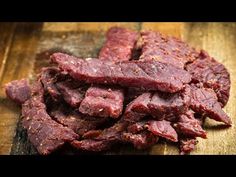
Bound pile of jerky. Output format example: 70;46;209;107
5;27;231;155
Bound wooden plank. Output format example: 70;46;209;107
0;23;43;155
141;22;184;38
0;23;16;82
43;22;140;32
183;23;236;154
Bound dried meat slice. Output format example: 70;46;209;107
21;82;78;155
140;31;198;68
71;139;111;152
82;130;103;139
124;87;190;122
56;79;87;108
50;106;108;136
189;85;231;125
147;120;178;142
99;27;138;61
126;92;152;114
123;93;150;122
5;79;31;105
71;121;128;152
174;110;207;138
79;86;124;118
121;131;159;150
148;87;191;119
95;121;128;141
123;107;147;123
39;67;62;100
51;53;191;93
127;121;148;134
179;138;198;155
186;50;230;107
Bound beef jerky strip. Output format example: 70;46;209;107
82;130;103;139
94;121;128;141
186;50;230;107
40;67;87;107
121;131;159;150
79;86;124;118
174;110;207;138
123;87;190;122
127;121;148;134
127;119;178;142
99;27;139;61
56;79;87;108
179;138;198;155
123;104;147;123
189;84;231;125
50;106;108;136
126;120;151;148
147;120;178;142
79;27;138;118
51;53;191;93
147;87;190;119
71;139;111;152
140;31;198;69
123;93;151;122
71;121;128;152
21;82;78;155
39;67;62;100
5;79;31;105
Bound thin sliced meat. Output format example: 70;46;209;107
123;93;151;123
79;86;124;118
71;121;128;152
124;87;190;121
56;79;87;108
140;31;198;68
175;110;207;138
147;120;178;142
5;79;31;105
121;131;159;150
39;67;62;100
123;108;147;123
186;50;230;107
21;82;78;155
99;27;138;61
95;121;128;141
179;138;198;155
82;130;103;139
126;92;152;114
71;139;111;152
189;85;231;125
51;53;191;93
127;121;147;134
147;87;190;119
50;106;108;136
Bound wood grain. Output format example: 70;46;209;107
0;23;43;154
0;22;235;155
0;23;16;83
43;22;140;32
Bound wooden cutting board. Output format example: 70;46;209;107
0;22;235;155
